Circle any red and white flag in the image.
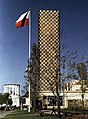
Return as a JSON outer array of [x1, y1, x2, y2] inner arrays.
[[16, 11, 30, 28]]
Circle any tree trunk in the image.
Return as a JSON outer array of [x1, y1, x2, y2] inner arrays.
[[56, 69, 61, 118], [82, 80, 84, 109]]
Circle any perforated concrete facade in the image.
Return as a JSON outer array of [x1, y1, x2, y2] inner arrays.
[[38, 10, 60, 96]]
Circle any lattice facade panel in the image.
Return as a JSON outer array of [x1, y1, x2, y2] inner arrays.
[[38, 10, 60, 94]]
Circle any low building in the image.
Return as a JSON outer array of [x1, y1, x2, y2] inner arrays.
[[4, 84, 20, 107], [63, 80, 88, 109]]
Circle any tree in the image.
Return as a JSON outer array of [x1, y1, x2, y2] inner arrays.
[[23, 40, 88, 114], [29, 43, 40, 111], [76, 62, 88, 109], [0, 93, 3, 105], [4, 93, 9, 104], [60, 40, 88, 110], [46, 39, 80, 117], [0, 93, 12, 108], [23, 43, 40, 112], [21, 79, 29, 96], [60, 45, 79, 106]]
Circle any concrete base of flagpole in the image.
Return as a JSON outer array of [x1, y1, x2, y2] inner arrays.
[[28, 105, 30, 112]]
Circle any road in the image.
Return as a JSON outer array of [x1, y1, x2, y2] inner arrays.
[[0, 110, 14, 118]]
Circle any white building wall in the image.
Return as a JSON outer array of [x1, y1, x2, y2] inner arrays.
[[11, 95, 20, 107], [67, 92, 82, 100], [64, 80, 88, 108], [4, 84, 20, 107]]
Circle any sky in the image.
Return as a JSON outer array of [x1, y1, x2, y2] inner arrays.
[[0, 0, 88, 94]]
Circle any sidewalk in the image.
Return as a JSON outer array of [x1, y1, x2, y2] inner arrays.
[[0, 110, 14, 118]]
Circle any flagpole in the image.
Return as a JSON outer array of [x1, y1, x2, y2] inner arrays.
[[28, 10, 31, 112], [29, 10, 31, 58], [16, 10, 31, 112]]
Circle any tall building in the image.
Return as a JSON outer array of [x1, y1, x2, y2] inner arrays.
[[38, 10, 60, 103]]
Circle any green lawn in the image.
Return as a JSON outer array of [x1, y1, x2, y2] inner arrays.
[[1, 110, 57, 119], [1, 109, 88, 119]]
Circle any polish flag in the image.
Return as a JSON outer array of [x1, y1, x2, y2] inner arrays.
[[16, 11, 30, 28]]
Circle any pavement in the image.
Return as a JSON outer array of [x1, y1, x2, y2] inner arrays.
[[0, 110, 14, 118]]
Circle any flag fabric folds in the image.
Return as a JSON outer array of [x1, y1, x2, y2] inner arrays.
[[16, 11, 30, 28], [24, 68, 29, 78], [24, 68, 29, 73]]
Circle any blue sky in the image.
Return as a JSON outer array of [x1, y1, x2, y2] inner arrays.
[[0, 0, 88, 94]]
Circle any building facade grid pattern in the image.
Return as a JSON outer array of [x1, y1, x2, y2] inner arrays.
[[38, 10, 60, 94]]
